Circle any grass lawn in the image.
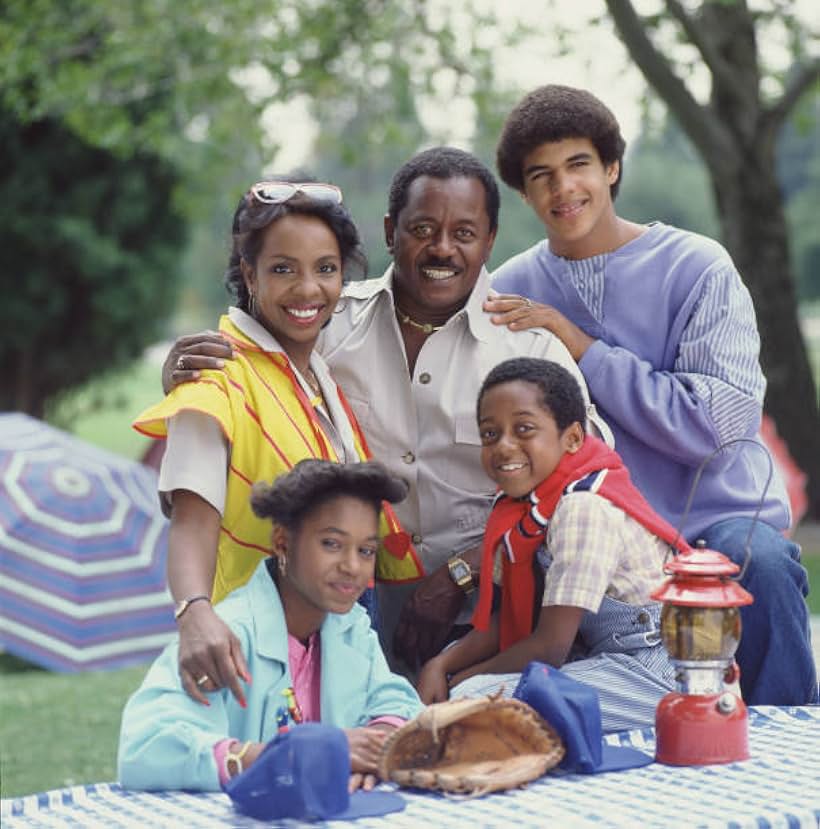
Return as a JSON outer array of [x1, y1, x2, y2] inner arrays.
[[0, 654, 145, 798]]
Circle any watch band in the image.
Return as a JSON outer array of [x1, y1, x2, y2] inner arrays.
[[174, 594, 211, 620]]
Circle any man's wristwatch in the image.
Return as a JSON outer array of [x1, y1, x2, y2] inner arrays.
[[447, 556, 475, 595], [174, 594, 211, 620]]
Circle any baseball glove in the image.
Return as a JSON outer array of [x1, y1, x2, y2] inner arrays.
[[377, 695, 565, 797]]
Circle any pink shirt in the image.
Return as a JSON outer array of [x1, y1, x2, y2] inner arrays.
[[288, 632, 403, 728], [288, 632, 321, 722]]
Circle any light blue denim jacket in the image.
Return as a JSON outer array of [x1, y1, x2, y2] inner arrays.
[[118, 561, 422, 791]]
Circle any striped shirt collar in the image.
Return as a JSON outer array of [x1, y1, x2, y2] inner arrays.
[[228, 305, 286, 353]]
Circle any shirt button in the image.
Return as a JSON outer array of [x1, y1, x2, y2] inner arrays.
[[412, 534, 422, 545], [402, 451, 415, 464], [637, 611, 650, 624], [419, 372, 431, 384]]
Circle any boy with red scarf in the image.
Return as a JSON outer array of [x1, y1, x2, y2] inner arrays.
[[416, 357, 691, 732]]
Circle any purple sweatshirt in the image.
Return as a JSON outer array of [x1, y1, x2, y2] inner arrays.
[[491, 222, 790, 539]]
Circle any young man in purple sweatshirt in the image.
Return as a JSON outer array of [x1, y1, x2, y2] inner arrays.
[[486, 84, 816, 706]]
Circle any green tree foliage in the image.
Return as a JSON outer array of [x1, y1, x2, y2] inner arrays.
[[0, 0, 262, 162], [0, 0, 502, 335], [0, 0, 277, 409], [0, 0, 487, 172], [0, 109, 185, 416], [297, 3, 508, 278]]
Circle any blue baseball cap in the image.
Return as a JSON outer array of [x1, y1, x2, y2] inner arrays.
[[513, 662, 653, 773], [224, 723, 406, 821]]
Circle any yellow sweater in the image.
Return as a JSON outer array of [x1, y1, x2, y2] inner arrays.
[[134, 316, 422, 602]]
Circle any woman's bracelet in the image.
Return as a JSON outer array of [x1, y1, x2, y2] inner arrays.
[[223, 740, 253, 780]]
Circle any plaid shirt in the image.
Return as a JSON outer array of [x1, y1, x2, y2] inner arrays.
[[493, 491, 669, 612]]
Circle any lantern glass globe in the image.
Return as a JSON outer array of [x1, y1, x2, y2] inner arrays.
[[660, 605, 741, 661]]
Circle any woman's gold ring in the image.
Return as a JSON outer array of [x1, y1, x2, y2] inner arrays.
[[196, 674, 210, 686], [177, 356, 185, 371]]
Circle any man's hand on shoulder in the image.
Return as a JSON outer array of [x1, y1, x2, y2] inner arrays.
[[483, 291, 594, 362], [162, 331, 234, 393]]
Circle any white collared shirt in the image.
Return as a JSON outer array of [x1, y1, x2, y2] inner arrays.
[[318, 266, 608, 572]]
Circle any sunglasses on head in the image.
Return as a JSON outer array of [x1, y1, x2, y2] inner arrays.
[[249, 181, 343, 206]]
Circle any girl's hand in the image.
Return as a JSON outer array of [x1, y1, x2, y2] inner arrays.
[[348, 772, 379, 792], [178, 601, 250, 707], [416, 656, 450, 704], [344, 727, 390, 788]]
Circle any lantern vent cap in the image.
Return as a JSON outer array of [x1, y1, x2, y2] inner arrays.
[[663, 543, 740, 577]]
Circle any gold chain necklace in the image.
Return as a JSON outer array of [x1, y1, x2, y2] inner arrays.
[[303, 367, 322, 399], [395, 305, 445, 334]]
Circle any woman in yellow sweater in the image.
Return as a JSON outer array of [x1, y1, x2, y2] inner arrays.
[[135, 181, 420, 707]]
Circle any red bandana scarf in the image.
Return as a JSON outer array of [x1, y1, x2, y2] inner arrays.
[[471, 435, 690, 651]]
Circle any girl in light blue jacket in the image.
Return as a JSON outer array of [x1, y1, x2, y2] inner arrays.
[[118, 460, 422, 793]]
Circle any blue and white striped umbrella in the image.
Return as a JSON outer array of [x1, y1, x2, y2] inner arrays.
[[0, 413, 174, 672]]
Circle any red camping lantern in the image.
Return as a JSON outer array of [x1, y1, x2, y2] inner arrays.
[[651, 542, 753, 765], [650, 437, 775, 766]]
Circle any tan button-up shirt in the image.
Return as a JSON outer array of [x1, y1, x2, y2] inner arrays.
[[318, 266, 607, 574]]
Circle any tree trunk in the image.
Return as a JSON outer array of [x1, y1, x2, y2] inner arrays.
[[12, 346, 45, 419], [710, 151, 820, 518]]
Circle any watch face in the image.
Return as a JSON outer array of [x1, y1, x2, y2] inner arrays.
[[450, 559, 470, 583]]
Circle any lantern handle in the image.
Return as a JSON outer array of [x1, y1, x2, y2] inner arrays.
[[668, 437, 775, 582]]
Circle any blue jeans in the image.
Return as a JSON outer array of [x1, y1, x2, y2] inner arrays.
[[695, 518, 818, 705]]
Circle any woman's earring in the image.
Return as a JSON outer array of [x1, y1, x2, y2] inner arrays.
[[277, 554, 287, 577], [249, 291, 258, 318]]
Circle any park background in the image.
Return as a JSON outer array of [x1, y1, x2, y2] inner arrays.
[[1, 0, 818, 798]]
